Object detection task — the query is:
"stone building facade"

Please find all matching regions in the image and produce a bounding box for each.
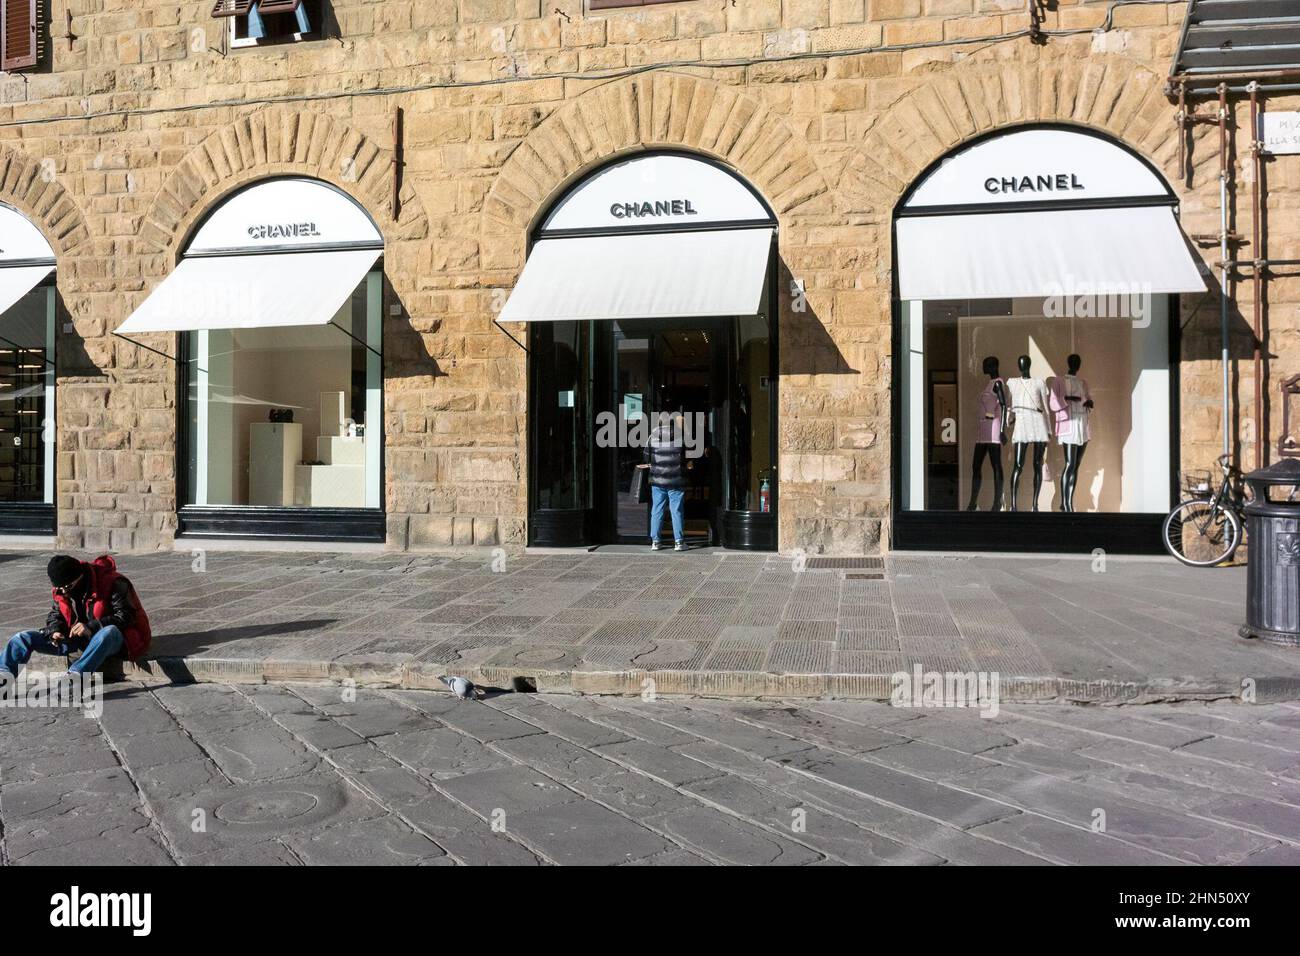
[0,0,1291,555]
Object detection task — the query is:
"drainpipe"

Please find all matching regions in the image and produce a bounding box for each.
[1218,83,1231,461]
[1249,81,1265,470]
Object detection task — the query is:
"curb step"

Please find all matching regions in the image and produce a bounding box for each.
[94,655,1300,705]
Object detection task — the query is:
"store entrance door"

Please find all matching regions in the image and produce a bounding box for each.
[610,320,724,545]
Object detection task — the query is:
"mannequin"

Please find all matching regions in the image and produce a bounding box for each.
[966,356,1007,512]
[1050,353,1093,512]
[1007,354,1052,512]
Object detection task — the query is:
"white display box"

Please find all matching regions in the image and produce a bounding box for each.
[321,390,346,439]
[294,463,365,508]
[248,422,302,506]
[317,435,365,465]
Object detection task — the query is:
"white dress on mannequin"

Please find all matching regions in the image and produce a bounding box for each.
[1007,377,1051,444]
[1052,374,1092,445]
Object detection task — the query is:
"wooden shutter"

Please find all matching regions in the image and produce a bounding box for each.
[1,0,37,72]
[255,0,302,13]
[211,0,256,17]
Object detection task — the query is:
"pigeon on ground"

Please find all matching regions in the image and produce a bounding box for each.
[439,675,482,700]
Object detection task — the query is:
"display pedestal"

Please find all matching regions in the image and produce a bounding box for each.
[293,434,365,507]
[294,464,365,507]
[249,423,302,506]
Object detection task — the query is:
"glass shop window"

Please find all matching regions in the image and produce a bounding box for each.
[899,294,1171,514]
[531,320,593,512]
[729,312,773,513]
[184,270,382,509]
[0,284,54,504]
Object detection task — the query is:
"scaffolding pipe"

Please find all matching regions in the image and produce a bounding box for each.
[1171,68,1300,85]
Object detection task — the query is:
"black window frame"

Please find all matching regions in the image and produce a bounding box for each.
[0,269,56,535]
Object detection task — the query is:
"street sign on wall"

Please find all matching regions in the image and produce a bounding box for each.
[1262,112,1300,156]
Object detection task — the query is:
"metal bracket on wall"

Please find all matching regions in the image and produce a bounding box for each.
[329,320,383,361]
[492,319,528,353]
[1028,1,1050,45]
[110,332,181,364]
[1281,374,1300,459]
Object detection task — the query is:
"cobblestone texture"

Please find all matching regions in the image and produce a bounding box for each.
[3,681,1300,866]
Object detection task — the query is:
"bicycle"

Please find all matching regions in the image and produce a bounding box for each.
[1162,454,1249,567]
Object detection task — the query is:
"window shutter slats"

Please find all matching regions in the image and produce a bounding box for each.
[211,0,256,18]
[1,0,37,72]
[254,0,302,13]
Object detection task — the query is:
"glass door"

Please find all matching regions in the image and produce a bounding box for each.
[613,329,652,541]
[611,320,723,545]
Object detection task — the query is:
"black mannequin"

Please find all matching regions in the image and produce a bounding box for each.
[1009,354,1047,512]
[966,356,1006,512]
[1058,353,1093,512]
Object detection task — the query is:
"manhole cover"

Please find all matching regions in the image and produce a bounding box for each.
[216,790,320,824]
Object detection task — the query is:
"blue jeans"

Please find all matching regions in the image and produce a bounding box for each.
[1,625,125,677]
[650,486,685,544]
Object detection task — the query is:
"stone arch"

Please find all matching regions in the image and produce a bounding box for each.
[138,108,427,260]
[851,49,1186,213]
[483,72,832,238]
[0,142,92,258]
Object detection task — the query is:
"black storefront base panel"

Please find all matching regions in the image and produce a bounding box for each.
[530,508,594,548]
[0,503,56,536]
[177,506,386,543]
[892,510,1169,555]
[720,509,777,550]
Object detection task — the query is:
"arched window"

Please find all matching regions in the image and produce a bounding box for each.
[892,127,1205,552]
[120,177,385,541]
[499,152,779,550]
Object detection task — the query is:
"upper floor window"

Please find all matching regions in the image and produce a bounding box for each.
[1,0,40,72]
[212,0,324,47]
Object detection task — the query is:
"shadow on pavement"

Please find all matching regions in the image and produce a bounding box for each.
[151,618,336,656]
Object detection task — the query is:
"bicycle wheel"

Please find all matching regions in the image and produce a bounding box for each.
[1163,498,1242,567]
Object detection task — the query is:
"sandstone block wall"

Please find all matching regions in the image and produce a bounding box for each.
[0,1,1289,554]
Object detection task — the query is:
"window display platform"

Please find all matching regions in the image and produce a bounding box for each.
[892,509,1168,554]
[177,506,385,543]
[0,502,55,536]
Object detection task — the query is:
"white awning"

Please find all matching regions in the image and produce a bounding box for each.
[895,206,1206,300]
[498,227,773,323]
[0,264,53,318]
[117,248,381,334]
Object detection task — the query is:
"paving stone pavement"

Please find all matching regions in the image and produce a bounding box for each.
[0,548,1295,702]
[4,682,1300,865]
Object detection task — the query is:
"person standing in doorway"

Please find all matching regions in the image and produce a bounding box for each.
[641,411,690,551]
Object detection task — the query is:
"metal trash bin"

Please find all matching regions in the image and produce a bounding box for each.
[1239,458,1300,647]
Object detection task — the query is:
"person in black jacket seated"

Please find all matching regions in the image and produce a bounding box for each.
[640,412,692,552]
[1,555,146,684]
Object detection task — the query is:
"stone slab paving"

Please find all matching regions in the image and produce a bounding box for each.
[3,682,1300,865]
[0,548,1296,702]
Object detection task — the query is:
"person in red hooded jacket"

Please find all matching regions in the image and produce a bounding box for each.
[0,554,151,684]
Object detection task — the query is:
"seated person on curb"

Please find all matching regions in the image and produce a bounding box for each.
[1,554,152,684]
